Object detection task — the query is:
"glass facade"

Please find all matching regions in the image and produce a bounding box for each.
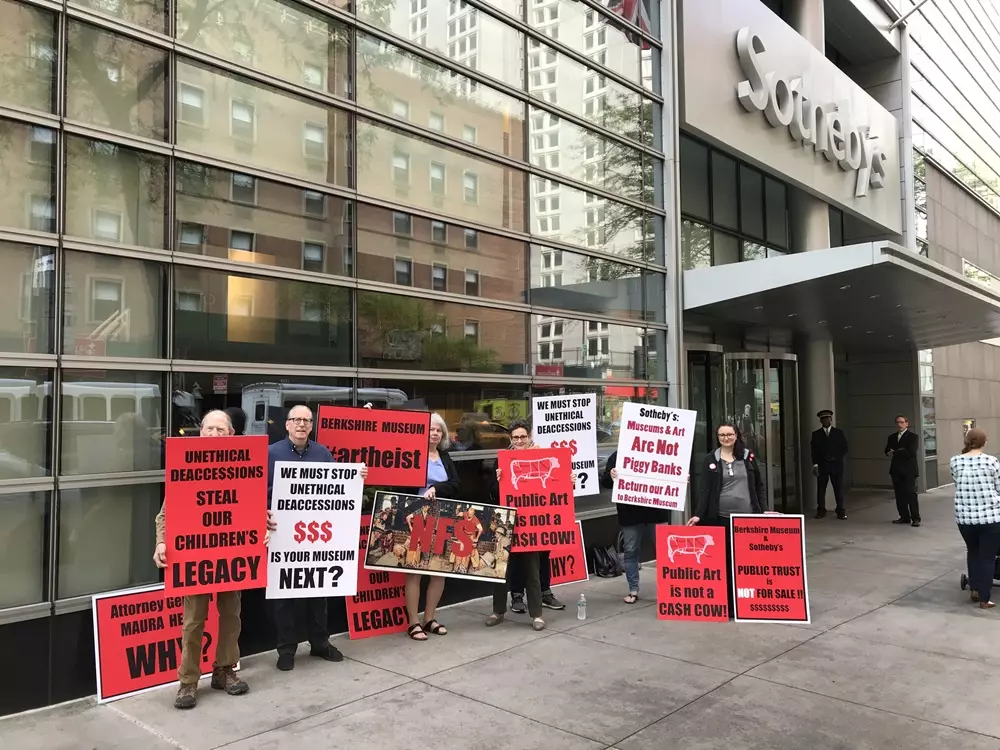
[0,0,666,623]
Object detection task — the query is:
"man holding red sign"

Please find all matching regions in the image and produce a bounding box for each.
[153,410,275,710]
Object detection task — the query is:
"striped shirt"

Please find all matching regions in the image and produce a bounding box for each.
[950,453,1000,525]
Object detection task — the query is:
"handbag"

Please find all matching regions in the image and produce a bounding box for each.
[590,543,624,578]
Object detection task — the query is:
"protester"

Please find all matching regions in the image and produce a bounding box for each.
[152,410,277,710]
[267,404,368,671]
[950,428,1000,608]
[402,412,461,640]
[601,450,669,603]
[486,418,547,630]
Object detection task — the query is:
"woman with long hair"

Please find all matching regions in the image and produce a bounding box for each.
[951,427,1000,608]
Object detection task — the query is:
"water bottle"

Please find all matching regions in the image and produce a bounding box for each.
[577,593,587,620]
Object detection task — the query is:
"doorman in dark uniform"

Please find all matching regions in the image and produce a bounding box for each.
[811,409,849,519]
[885,414,921,527]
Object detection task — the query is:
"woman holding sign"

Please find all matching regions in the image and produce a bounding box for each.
[402,413,462,641]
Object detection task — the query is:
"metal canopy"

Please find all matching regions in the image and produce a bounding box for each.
[683,241,1000,350]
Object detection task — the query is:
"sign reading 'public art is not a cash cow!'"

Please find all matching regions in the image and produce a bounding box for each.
[612,403,697,511]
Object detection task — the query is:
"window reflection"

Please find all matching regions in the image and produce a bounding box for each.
[0,0,57,113]
[357,204,526,301]
[529,313,660,380]
[0,366,52,479]
[173,267,352,366]
[529,244,644,320]
[67,22,168,140]
[357,290,527,373]
[0,490,49,607]
[70,0,166,31]
[59,370,165,476]
[62,251,166,358]
[681,219,711,269]
[176,60,351,186]
[65,136,167,248]
[0,242,55,355]
[177,0,350,98]
[0,118,56,235]
[175,161,353,277]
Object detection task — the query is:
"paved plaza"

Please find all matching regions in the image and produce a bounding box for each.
[3,487,998,749]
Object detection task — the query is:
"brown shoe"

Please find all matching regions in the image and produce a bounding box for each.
[211,665,249,695]
[174,682,198,709]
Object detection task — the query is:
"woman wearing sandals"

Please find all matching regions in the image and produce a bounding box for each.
[951,427,1000,609]
[601,450,669,604]
[403,412,462,641]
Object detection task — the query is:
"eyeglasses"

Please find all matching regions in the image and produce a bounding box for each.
[511,434,530,441]
[288,417,313,425]
[717,433,736,439]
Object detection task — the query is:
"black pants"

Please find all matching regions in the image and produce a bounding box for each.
[511,550,551,594]
[274,598,329,656]
[958,523,1000,603]
[495,552,543,617]
[816,471,845,514]
[891,473,920,522]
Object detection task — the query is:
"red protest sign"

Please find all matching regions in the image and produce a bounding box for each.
[497,447,577,553]
[92,585,219,703]
[347,514,409,639]
[165,435,268,596]
[655,525,728,622]
[549,520,587,586]
[316,406,431,487]
[731,514,810,624]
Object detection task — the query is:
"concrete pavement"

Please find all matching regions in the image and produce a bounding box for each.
[4,487,999,749]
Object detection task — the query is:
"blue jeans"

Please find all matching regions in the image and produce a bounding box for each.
[621,524,655,593]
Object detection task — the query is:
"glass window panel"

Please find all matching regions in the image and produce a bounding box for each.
[681,219,711,270]
[357,118,525,232]
[62,251,165,358]
[0,0,56,112]
[643,270,665,324]
[0,242,55,354]
[358,0,523,90]
[743,241,767,261]
[0,118,55,234]
[711,152,738,230]
[358,290,527,374]
[175,160,353,277]
[0,366,52,479]
[713,230,739,266]
[176,60,351,187]
[357,204,526,302]
[67,22,167,140]
[764,177,787,248]
[530,314,660,380]
[173,267,352,366]
[69,0,167,33]
[680,136,710,221]
[829,206,844,248]
[66,136,167,248]
[356,33,525,162]
[739,164,764,240]
[177,0,350,97]
[57,483,160,598]
[0,490,49,607]
[529,244,643,320]
[59,370,165,476]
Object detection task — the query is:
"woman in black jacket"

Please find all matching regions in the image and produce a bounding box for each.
[601,451,670,603]
[399,412,462,641]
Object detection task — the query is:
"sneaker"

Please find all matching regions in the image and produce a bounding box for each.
[310,644,344,663]
[510,593,526,613]
[836,511,847,520]
[211,666,249,695]
[541,591,566,610]
[173,682,197,710]
[532,617,546,631]
[276,653,295,671]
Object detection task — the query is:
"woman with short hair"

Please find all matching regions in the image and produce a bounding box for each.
[951,427,1000,608]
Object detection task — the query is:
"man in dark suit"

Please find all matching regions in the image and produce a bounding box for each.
[811,409,849,519]
[885,415,921,527]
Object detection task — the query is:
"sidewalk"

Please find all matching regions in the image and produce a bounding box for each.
[4,487,999,750]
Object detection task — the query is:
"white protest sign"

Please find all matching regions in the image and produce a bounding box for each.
[531,393,599,497]
[266,461,364,599]
[611,403,697,511]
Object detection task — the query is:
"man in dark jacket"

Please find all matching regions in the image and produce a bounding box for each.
[811,409,849,520]
[885,415,921,527]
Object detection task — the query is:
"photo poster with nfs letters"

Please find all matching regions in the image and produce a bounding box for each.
[611,403,697,511]
[266,461,365,599]
[364,491,516,583]
[531,393,599,497]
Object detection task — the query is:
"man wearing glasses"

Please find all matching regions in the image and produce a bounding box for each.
[267,404,368,670]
